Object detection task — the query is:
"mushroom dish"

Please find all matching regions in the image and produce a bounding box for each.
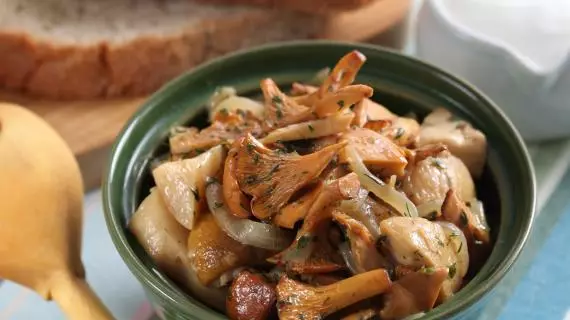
[128,51,492,320]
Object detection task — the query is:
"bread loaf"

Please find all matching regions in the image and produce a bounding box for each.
[192,0,376,13]
[0,0,329,99]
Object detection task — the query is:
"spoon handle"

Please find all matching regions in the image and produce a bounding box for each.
[51,273,115,320]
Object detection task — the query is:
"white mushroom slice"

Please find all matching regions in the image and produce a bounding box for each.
[379,217,468,302]
[402,151,475,206]
[261,112,354,144]
[153,145,225,230]
[419,108,487,177]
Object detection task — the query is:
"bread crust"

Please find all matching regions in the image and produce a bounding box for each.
[192,0,376,13]
[0,10,326,99]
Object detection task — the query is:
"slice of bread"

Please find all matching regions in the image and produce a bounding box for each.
[192,0,376,13]
[0,0,331,99]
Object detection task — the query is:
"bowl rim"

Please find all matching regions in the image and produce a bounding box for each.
[102,39,536,319]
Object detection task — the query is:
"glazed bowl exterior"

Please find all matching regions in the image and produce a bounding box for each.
[103,40,535,320]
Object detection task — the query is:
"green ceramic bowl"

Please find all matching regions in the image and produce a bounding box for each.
[103,40,535,320]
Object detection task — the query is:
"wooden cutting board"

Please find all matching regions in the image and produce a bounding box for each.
[0,0,410,191]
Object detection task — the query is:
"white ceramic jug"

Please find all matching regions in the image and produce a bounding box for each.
[415,0,570,141]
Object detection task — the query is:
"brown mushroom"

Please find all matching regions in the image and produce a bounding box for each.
[339,127,408,177]
[311,85,374,118]
[419,108,487,177]
[365,116,420,147]
[269,173,361,273]
[402,148,475,206]
[169,111,262,157]
[227,270,276,320]
[223,145,251,218]
[276,268,391,320]
[187,213,265,286]
[332,211,390,273]
[318,50,367,97]
[380,267,449,320]
[441,189,491,271]
[234,133,345,220]
[261,78,312,131]
[274,182,324,229]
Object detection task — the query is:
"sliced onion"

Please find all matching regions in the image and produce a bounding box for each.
[468,199,490,232]
[206,180,293,251]
[344,145,419,218]
[416,200,443,220]
[339,242,359,275]
[339,189,382,240]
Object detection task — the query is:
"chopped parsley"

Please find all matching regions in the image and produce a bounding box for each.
[276,108,283,119]
[394,127,405,139]
[272,95,283,104]
[432,158,446,169]
[337,100,345,109]
[308,124,315,132]
[214,201,224,209]
[426,211,438,220]
[218,108,229,116]
[457,241,463,253]
[253,153,260,164]
[297,235,313,250]
[420,266,435,274]
[448,263,457,279]
[246,143,255,152]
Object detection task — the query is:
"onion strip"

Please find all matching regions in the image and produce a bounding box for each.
[205,179,293,251]
[339,242,359,275]
[344,145,419,218]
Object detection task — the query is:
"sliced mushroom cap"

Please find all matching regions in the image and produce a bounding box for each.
[339,127,408,177]
[276,269,391,320]
[380,267,449,320]
[187,213,265,286]
[441,189,491,272]
[419,108,487,177]
[227,270,276,320]
[379,217,468,302]
[274,182,324,229]
[269,173,361,273]
[261,112,354,145]
[333,211,391,273]
[311,85,374,118]
[153,145,226,230]
[402,149,475,206]
[234,133,344,220]
[169,111,262,157]
[261,78,312,131]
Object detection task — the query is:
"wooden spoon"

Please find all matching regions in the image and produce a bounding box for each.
[0,103,114,319]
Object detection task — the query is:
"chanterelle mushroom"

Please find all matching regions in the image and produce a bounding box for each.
[402,147,475,206]
[339,127,408,177]
[169,110,262,157]
[269,173,361,273]
[379,217,469,302]
[234,133,345,220]
[276,268,391,320]
[311,84,374,118]
[419,108,487,177]
[261,78,312,131]
[153,145,225,230]
[380,267,449,320]
[332,211,390,273]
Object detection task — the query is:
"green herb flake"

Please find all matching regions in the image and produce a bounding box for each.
[448,263,457,279]
[218,108,229,116]
[272,95,283,105]
[276,108,284,119]
[394,127,405,139]
[308,124,315,132]
[421,266,435,274]
[432,158,446,169]
[297,235,312,250]
[405,202,411,217]
[337,100,345,109]
[244,175,258,185]
[252,153,260,164]
[457,241,463,253]
[214,201,224,209]
[427,211,438,220]
[459,210,469,227]
[246,143,255,152]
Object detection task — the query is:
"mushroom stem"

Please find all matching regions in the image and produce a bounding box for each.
[276,269,392,320]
